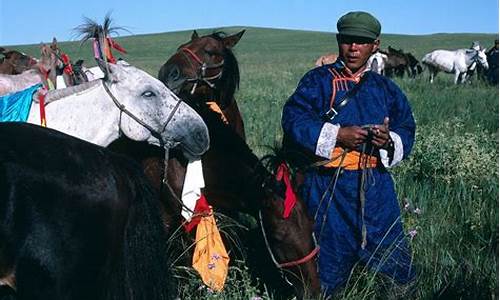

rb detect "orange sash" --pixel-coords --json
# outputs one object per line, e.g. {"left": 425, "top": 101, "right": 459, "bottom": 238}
{"left": 323, "top": 147, "right": 377, "bottom": 170}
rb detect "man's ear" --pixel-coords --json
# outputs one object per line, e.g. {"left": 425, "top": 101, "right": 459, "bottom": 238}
{"left": 372, "top": 39, "right": 380, "bottom": 53}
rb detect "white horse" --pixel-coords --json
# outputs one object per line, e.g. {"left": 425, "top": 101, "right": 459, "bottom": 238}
{"left": 367, "top": 51, "right": 387, "bottom": 75}
{"left": 422, "top": 48, "right": 489, "bottom": 84}
{"left": 5, "top": 60, "right": 209, "bottom": 157}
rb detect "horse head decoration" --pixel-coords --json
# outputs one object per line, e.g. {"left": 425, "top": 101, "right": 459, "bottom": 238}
{"left": 47, "top": 37, "right": 89, "bottom": 88}
{"left": 158, "top": 30, "right": 246, "bottom": 139}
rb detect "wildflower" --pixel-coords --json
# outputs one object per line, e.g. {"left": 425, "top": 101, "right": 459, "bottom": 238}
{"left": 413, "top": 207, "right": 422, "bottom": 215}
{"left": 403, "top": 199, "right": 410, "bottom": 211}
{"left": 408, "top": 229, "right": 418, "bottom": 240}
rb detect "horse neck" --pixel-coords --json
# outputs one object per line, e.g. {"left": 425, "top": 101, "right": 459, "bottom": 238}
{"left": 464, "top": 50, "right": 478, "bottom": 67}
{"left": 0, "top": 70, "right": 42, "bottom": 96}
{"left": 27, "top": 81, "right": 121, "bottom": 146}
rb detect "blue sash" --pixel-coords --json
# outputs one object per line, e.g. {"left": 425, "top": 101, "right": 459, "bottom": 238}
{"left": 0, "top": 84, "right": 42, "bottom": 122}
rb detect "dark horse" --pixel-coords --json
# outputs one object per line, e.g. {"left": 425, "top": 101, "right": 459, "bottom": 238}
{"left": 0, "top": 48, "right": 36, "bottom": 75}
{"left": 381, "top": 46, "right": 422, "bottom": 78}
{"left": 109, "top": 105, "right": 321, "bottom": 299}
{"left": 0, "top": 123, "right": 175, "bottom": 300}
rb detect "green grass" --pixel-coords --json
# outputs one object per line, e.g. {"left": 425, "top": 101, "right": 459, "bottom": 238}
{"left": 9, "top": 27, "right": 498, "bottom": 299}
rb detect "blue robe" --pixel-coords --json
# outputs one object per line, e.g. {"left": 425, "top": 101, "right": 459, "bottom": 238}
{"left": 282, "top": 60, "right": 416, "bottom": 294}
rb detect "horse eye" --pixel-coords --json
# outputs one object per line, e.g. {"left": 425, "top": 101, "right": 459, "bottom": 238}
{"left": 142, "top": 91, "right": 156, "bottom": 98}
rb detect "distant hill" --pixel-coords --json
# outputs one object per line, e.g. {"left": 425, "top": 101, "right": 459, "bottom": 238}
{"left": 6, "top": 26, "right": 498, "bottom": 76}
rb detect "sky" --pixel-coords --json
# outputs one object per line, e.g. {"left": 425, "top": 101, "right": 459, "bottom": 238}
{"left": 1, "top": 0, "right": 498, "bottom": 46}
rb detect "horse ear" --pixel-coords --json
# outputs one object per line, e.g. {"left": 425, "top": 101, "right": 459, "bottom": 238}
{"left": 223, "top": 30, "right": 245, "bottom": 49}
{"left": 191, "top": 30, "right": 199, "bottom": 40}
{"left": 51, "top": 37, "right": 58, "bottom": 50}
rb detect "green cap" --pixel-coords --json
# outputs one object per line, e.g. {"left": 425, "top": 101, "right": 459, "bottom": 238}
{"left": 337, "top": 11, "right": 381, "bottom": 40}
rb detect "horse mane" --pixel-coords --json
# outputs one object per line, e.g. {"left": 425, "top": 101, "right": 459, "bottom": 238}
{"left": 45, "top": 80, "right": 101, "bottom": 103}
{"left": 209, "top": 31, "right": 240, "bottom": 108}
{"left": 74, "top": 13, "right": 128, "bottom": 45}
{"left": 199, "top": 106, "right": 286, "bottom": 197}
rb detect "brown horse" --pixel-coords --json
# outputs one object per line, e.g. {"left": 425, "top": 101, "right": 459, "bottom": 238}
{"left": 49, "top": 37, "right": 88, "bottom": 88}
{"left": 110, "top": 30, "right": 320, "bottom": 298}
{"left": 108, "top": 106, "right": 321, "bottom": 299}
{"left": 381, "top": 46, "right": 422, "bottom": 78}
{"left": 158, "top": 30, "right": 246, "bottom": 140}
{"left": 0, "top": 48, "right": 36, "bottom": 75}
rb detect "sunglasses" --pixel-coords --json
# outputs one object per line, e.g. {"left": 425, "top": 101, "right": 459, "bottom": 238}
{"left": 337, "top": 35, "right": 376, "bottom": 45}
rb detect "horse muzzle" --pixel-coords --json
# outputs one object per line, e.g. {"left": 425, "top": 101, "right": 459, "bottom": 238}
{"left": 163, "top": 101, "right": 210, "bottom": 158}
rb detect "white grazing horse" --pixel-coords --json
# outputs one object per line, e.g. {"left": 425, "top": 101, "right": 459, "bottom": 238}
{"left": 422, "top": 48, "right": 489, "bottom": 84}
{"left": 4, "top": 60, "right": 209, "bottom": 157}
{"left": 367, "top": 51, "right": 388, "bottom": 75}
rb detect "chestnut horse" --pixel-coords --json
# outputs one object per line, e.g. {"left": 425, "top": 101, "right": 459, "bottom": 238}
{"left": 108, "top": 105, "right": 321, "bottom": 299}
{"left": 158, "top": 30, "right": 245, "bottom": 140}
{"left": 155, "top": 30, "right": 319, "bottom": 297}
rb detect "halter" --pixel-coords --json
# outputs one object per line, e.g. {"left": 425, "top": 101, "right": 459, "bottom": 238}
{"left": 102, "top": 80, "right": 183, "bottom": 149}
{"left": 179, "top": 47, "right": 224, "bottom": 94}
{"left": 258, "top": 210, "right": 319, "bottom": 286}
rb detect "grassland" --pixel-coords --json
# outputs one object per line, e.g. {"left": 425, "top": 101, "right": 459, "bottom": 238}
{"left": 10, "top": 27, "right": 498, "bottom": 299}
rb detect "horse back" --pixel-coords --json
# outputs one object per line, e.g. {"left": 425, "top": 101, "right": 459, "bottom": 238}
{"left": 0, "top": 122, "right": 172, "bottom": 299}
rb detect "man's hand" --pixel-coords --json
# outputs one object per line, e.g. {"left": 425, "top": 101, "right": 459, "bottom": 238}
{"left": 337, "top": 126, "right": 369, "bottom": 149}
{"left": 370, "top": 117, "right": 393, "bottom": 149}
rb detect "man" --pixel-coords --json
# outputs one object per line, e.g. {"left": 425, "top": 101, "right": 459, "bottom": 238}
{"left": 486, "top": 39, "right": 499, "bottom": 84}
{"left": 281, "top": 11, "right": 416, "bottom": 296}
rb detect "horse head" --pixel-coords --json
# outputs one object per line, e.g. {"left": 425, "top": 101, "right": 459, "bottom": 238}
{"left": 475, "top": 49, "right": 489, "bottom": 70}
{"left": 158, "top": 30, "right": 244, "bottom": 109}
{"left": 97, "top": 59, "right": 209, "bottom": 158}
{"left": 0, "top": 47, "right": 36, "bottom": 74}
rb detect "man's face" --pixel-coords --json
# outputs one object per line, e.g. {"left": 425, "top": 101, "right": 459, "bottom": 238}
{"left": 337, "top": 35, "right": 380, "bottom": 72}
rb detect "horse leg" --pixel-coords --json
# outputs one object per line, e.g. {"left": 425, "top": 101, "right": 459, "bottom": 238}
{"left": 454, "top": 71, "right": 460, "bottom": 84}
{"left": 428, "top": 66, "right": 434, "bottom": 83}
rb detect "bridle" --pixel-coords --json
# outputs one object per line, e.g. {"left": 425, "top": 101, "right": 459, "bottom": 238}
{"left": 178, "top": 47, "right": 224, "bottom": 94}
{"left": 258, "top": 210, "right": 319, "bottom": 286}
{"left": 101, "top": 80, "right": 183, "bottom": 150}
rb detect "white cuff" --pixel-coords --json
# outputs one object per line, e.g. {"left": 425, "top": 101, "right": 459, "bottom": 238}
{"left": 379, "top": 131, "right": 404, "bottom": 168}
{"left": 315, "top": 123, "right": 340, "bottom": 159}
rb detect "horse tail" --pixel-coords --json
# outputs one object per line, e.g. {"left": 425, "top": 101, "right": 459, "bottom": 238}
{"left": 105, "top": 163, "right": 174, "bottom": 300}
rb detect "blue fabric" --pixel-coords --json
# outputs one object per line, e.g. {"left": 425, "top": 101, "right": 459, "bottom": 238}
{"left": 282, "top": 61, "right": 416, "bottom": 294}
{"left": 0, "top": 84, "right": 42, "bottom": 122}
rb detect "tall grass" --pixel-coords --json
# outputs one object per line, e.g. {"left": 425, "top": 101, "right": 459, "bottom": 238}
{"left": 10, "top": 27, "right": 498, "bottom": 299}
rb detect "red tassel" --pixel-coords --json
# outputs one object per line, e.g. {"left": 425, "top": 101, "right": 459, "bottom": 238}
{"left": 276, "top": 163, "right": 297, "bottom": 219}
{"left": 184, "top": 194, "right": 211, "bottom": 233}
{"left": 38, "top": 88, "right": 47, "bottom": 127}
{"left": 107, "top": 37, "right": 127, "bottom": 54}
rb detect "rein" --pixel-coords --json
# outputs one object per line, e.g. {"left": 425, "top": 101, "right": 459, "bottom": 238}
{"left": 258, "top": 210, "right": 319, "bottom": 286}
{"left": 179, "top": 47, "right": 224, "bottom": 94}
{"left": 102, "top": 80, "right": 182, "bottom": 149}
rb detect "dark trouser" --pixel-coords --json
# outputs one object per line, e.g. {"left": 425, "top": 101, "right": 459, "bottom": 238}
{"left": 301, "top": 168, "right": 416, "bottom": 295}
